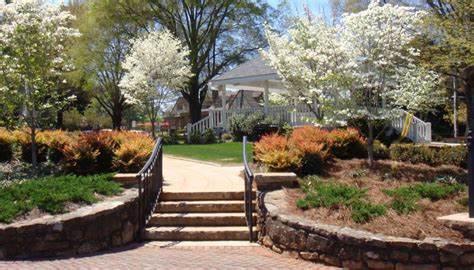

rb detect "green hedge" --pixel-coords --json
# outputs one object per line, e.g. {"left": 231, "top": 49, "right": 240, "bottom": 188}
{"left": 390, "top": 144, "right": 467, "bottom": 168}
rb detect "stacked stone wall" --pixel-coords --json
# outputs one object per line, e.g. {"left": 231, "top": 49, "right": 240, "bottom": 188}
{"left": 258, "top": 190, "right": 474, "bottom": 269}
{"left": 0, "top": 189, "right": 139, "bottom": 259}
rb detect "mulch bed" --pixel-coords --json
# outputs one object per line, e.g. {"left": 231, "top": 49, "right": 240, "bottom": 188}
{"left": 284, "top": 159, "right": 469, "bottom": 242}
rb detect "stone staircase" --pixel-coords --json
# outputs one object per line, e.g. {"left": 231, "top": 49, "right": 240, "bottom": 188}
{"left": 141, "top": 191, "right": 257, "bottom": 241}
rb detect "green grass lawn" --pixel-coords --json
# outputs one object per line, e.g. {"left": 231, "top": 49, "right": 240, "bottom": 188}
{"left": 164, "top": 142, "right": 253, "bottom": 165}
{"left": 0, "top": 174, "right": 122, "bottom": 223}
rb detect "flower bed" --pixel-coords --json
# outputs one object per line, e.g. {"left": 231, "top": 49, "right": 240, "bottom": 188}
{"left": 285, "top": 159, "right": 468, "bottom": 242}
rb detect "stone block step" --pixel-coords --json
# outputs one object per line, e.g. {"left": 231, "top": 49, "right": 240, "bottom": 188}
{"left": 160, "top": 191, "right": 255, "bottom": 201}
{"left": 143, "top": 241, "right": 260, "bottom": 247}
{"left": 149, "top": 213, "right": 257, "bottom": 226}
{"left": 156, "top": 200, "right": 256, "bottom": 213}
{"left": 142, "top": 226, "right": 257, "bottom": 241}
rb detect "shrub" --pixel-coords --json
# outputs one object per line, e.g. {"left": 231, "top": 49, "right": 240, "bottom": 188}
{"left": 297, "top": 176, "right": 384, "bottom": 223}
{"left": 163, "top": 130, "right": 180, "bottom": 145}
{"left": 0, "top": 129, "right": 13, "bottom": 162}
{"left": 221, "top": 132, "right": 232, "bottom": 141}
{"left": 61, "top": 139, "right": 100, "bottom": 175}
{"left": 79, "top": 132, "right": 118, "bottom": 171}
{"left": 297, "top": 176, "right": 367, "bottom": 209}
{"left": 254, "top": 133, "right": 300, "bottom": 171}
{"left": 351, "top": 201, "right": 387, "bottom": 223}
{"left": 229, "top": 114, "right": 250, "bottom": 141}
{"left": 410, "top": 182, "right": 465, "bottom": 201}
{"left": 328, "top": 128, "right": 366, "bottom": 159}
{"left": 373, "top": 140, "right": 390, "bottom": 160}
{"left": 289, "top": 126, "right": 332, "bottom": 175}
{"left": 15, "top": 130, "right": 48, "bottom": 163}
{"left": 389, "top": 144, "right": 436, "bottom": 165}
{"left": 42, "top": 130, "right": 73, "bottom": 162}
{"left": 189, "top": 131, "right": 202, "bottom": 144}
{"left": 113, "top": 136, "right": 154, "bottom": 173}
{"left": 0, "top": 174, "right": 122, "bottom": 223}
{"left": 203, "top": 128, "right": 217, "bottom": 144}
{"left": 436, "top": 146, "right": 467, "bottom": 168}
{"left": 384, "top": 187, "right": 421, "bottom": 214}
{"left": 229, "top": 112, "right": 281, "bottom": 141}
{"left": 383, "top": 182, "right": 464, "bottom": 214}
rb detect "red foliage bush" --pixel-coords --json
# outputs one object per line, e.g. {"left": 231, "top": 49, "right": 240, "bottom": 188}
{"left": 328, "top": 128, "right": 366, "bottom": 159}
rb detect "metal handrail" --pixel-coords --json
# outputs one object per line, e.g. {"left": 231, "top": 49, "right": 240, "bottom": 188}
{"left": 136, "top": 138, "right": 164, "bottom": 239}
{"left": 243, "top": 136, "right": 255, "bottom": 242}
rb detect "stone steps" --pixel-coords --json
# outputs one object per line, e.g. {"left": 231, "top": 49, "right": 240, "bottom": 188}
{"left": 161, "top": 191, "right": 255, "bottom": 201}
{"left": 149, "top": 213, "right": 257, "bottom": 226}
{"left": 142, "top": 226, "right": 257, "bottom": 241}
{"left": 142, "top": 191, "right": 257, "bottom": 242}
{"left": 156, "top": 200, "right": 254, "bottom": 213}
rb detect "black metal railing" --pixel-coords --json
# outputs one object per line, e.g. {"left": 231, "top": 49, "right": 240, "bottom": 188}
{"left": 136, "top": 138, "right": 164, "bottom": 237}
{"left": 243, "top": 136, "right": 255, "bottom": 242}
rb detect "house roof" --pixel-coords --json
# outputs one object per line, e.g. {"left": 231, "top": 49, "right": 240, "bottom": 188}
{"left": 210, "top": 55, "right": 283, "bottom": 90}
{"left": 212, "top": 55, "right": 277, "bottom": 82}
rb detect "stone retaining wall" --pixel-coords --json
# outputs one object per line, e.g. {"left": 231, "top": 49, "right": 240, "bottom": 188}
{"left": 0, "top": 188, "right": 139, "bottom": 259}
{"left": 258, "top": 190, "right": 474, "bottom": 269}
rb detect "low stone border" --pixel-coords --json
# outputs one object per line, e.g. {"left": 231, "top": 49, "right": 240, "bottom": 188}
{"left": 258, "top": 190, "right": 474, "bottom": 269}
{"left": 0, "top": 188, "right": 139, "bottom": 259}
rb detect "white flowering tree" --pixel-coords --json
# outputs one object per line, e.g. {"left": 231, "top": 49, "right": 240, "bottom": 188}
{"left": 264, "top": 1, "right": 443, "bottom": 166}
{"left": 340, "top": 2, "right": 441, "bottom": 165}
{"left": 263, "top": 16, "right": 351, "bottom": 125}
{"left": 120, "top": 31, "right": 191, "bottom": 138}
{"left": 0, "top": 0, "right": 80, "bottom": 172}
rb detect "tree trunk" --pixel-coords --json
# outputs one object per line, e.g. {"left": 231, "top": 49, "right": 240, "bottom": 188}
{"left": 367, "top": 121, "right": 374, "bottom": 167}
{"left": 30, "top": 126, "right": 37, "bottom": 176}
{"left": 112, "top": 109, "right": 122, "bottom": 130}
{"left": 151, "top": 121, "right": 156, "bottom": 139}
{"left": 56, "top": 110, "right": 64, "bottom": 130}
{"left": 187, "top": 95, "right": 203, "bottom": 124}
{"left": 464, "top": 67, "right": 474, "bottom": 133}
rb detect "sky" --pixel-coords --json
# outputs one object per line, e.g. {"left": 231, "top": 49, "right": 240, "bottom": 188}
{"left": 267, "top": 0, "right": 332, "bottom": 16}
{"left": 44, "top": 0, "right": 331, "bottom": 17}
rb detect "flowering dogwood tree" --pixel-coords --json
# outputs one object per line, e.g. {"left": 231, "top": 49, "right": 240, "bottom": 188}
{"left": 263, "top": 16, "right": 351, "bottom": 125}
{"left": 264, "top": 1, "right": 442, "bottom": 166}
{"left": 340, "top": 1, "right": 441, "bottom": 165}
{"left": 120, "top": 31, "right": 191, "bottom": 138}
{"left": 0, "top": 0, "right": 80, "bottom": 172}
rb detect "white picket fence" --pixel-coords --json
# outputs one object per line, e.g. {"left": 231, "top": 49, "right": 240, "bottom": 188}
{"left": 186, "top": 103, "right": 316, "bottom": 136}
{"left": 187, "top": 106, "right": 432, "bottom": 144}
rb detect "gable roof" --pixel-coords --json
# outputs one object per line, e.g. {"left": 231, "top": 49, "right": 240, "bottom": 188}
{"left": 210, "top": 55, "right": 280, "bottom": 86}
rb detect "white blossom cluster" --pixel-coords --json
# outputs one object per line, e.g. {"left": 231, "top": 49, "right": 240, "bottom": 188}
{"left": 119, "top": 30, "right": 192, "bottom": 105}
{"left": 0, "top": 0, "right": 80, "bottom": 112}
{"left": 263, "top": 0, "right": 443, "bottom": 125}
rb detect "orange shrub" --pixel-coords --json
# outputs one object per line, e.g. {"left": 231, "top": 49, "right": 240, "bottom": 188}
{"left": 113, "top": 135, "right": 154, "bottom": 173}
{"left": 78, "top": 132, "right": 118, "bottom": 171}
{"left": 254, "top": 133, "right": 300, "bottom": 171}
{"left": 328, "top": 128, "right": 366, "bottom": 159}
{"left": 42, "top": 130, "right": 73, "bottom": 162}
{"left": 14, "top": 130, "right": 49, "bottom": 163}
{"left": 288, "top": 126, "right": 332, "bottom": 175}
{"left": 61, "top": 139, "right": 100, "bottom": 175}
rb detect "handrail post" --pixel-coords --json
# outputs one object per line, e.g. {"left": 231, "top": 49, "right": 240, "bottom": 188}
{"left": 243, "top": 136, "right": 255, "bottom": 242}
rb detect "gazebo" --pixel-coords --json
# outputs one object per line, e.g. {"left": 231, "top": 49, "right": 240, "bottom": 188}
{"left": 187, "top": 55, "right": 432, "bottom": 143}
